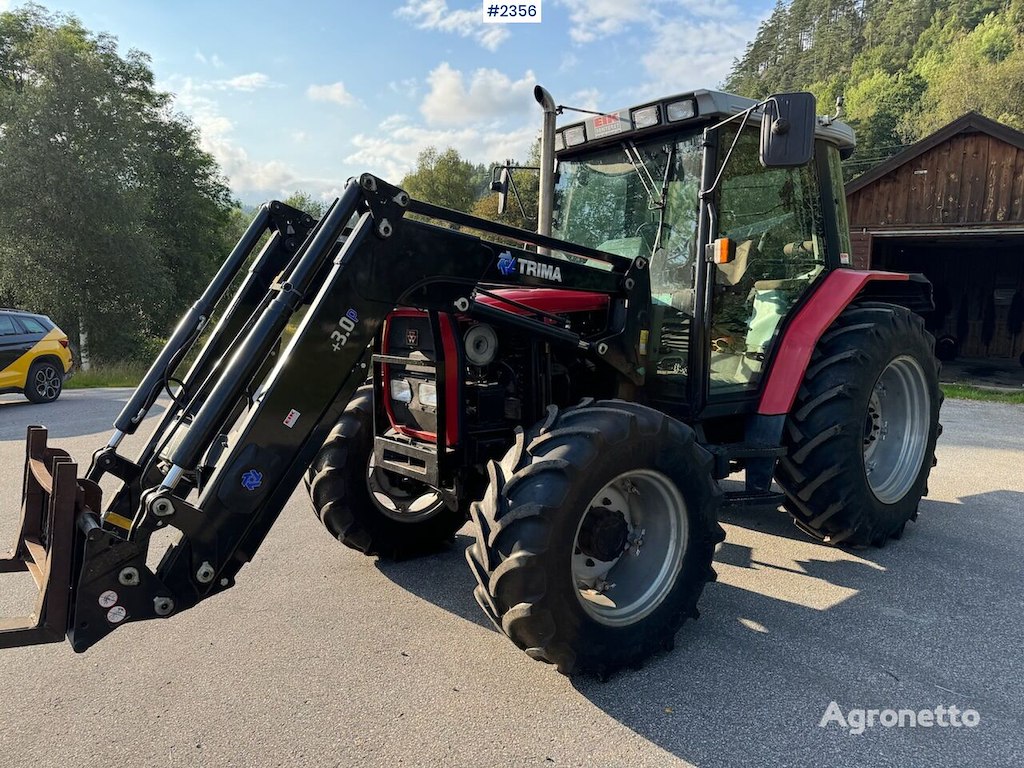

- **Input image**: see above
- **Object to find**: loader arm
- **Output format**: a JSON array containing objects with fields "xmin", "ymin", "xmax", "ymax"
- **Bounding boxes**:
[{"xmin": 1, "ymin": 174, "xmax": 648, "ymax": 652}]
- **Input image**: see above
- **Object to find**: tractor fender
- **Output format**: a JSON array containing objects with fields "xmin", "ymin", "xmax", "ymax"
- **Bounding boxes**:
[{"xmin": 758, "ymin": 269, "xmax": 928, "ymax": 416}]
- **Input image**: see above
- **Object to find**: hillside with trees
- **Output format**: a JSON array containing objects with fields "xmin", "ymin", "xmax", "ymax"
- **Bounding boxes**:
[{"xmin": 726, "ymin": 0, "xmax": 1024, "ymax": 176}]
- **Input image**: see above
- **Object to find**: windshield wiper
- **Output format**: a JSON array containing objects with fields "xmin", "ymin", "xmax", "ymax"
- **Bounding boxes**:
[
  {"xmin": 652, "ymin": 142, "xmax": 677, "ymax": 253},
  {"xmin": 622, "ymin": 140, "xmax": 663, "ymax": 211},
  {"xmin": 622, "ymin": 141, "xmax": 678, "ymax": 253}
]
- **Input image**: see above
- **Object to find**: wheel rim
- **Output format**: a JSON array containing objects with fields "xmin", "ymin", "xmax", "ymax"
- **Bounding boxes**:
[
  {"xmin": 34, "ymin": 366, "xmax": 60, "ymax": 400},
  {"xmin": 862, "ymin": 355, "xmax": 931, "ymax": 504},
  {"xmin": 366, "ymin": 452, "xmax": 444, "ymax": 522},
  {"xmin": 572, "ymin": 469, "xmax": 688, "ymax": 627}
]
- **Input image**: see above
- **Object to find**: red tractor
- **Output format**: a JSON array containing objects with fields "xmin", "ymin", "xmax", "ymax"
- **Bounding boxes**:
[{"xmin": 1, "ymin": 89, "xmax": 941, "ymax": 678}]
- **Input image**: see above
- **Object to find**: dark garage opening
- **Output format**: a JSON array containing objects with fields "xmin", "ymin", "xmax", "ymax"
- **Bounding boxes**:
[{"xmin": 872, "ymin": 233, "xmax": 1024, "ymax": 367}]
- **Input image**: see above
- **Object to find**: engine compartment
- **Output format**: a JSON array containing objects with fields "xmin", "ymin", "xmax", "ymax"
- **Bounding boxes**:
[{"xmin": 378, "ymin": 289, "xmax": 616, "ymax": 480}]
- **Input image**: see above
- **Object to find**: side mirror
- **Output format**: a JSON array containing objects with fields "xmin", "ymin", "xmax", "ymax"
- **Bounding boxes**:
[
  {"xmin": 760, "ymin": 92, "xmax": 816, "ymax": 168},
  {"xmin": 491, "ymin": 167, "xmax": 511, "ymax": 215}
]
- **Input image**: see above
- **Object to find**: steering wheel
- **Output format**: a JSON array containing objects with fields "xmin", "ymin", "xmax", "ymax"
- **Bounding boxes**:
[{"xmin": 635, "ymin": 221, "xmax": 671, "ymax": 254}]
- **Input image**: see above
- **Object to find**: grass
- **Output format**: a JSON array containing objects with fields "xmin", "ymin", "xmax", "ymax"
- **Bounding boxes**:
[
  {"xmin": 940, "ymin": 383, "xmax": 1024, "ymax": 405},
  {"xmin": 66, "ymin": 361, "xmax": 150, "ymax": 389},
  {"xmin": 66, "ymin": 360, "xmax": 1024, "ymax": 406}
]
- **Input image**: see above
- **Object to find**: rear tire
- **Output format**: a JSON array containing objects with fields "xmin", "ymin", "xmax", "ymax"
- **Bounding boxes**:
[
  {"xmin": 776, "ymin": 303, "xmax": 942, "ymax": 547},
  {"xmin": 306, "ymin": 386, "xmax": 470, "ymax": 558},
  {"xmin": 24, "ymin": 360, "xmax": 63, "ymax": 403},
  {"xmin": 466, "ymin": 400, "xmax": 724, "ymax": 677}
]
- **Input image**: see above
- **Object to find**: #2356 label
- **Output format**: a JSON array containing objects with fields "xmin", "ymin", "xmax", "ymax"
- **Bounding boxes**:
[{"xmin": 482, "ymin": 2, "xmax": 542, "ymax": 23}]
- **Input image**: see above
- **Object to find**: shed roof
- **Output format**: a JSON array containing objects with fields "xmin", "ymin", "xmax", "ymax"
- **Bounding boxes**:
[{"xmin": 845, "ymin": 112, "xmax": 1024, "ymax": 196}]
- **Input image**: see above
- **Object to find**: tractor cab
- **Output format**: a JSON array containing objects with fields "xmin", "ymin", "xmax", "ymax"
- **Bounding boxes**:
[{"xmin": 549, "ymin": 90, "xmax": 856, "ymax": 412}]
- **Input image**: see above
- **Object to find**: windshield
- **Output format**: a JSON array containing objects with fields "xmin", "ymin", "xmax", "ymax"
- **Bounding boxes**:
[{"xmin": 552, "ymin": 133, "xmax": 703, "ymax": 275}]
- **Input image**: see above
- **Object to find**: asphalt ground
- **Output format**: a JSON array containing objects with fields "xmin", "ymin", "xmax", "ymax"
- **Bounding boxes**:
[{"xmin": 0, "ymin": 389, "xmax": 1021, "ymax": 768}]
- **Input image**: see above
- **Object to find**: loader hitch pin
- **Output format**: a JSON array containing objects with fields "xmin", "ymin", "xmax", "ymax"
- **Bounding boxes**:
[
  {"xmin": 153, "ymin": 597, "xmax": 175, "ymax": 617},
  {"xmin": 151, "ymin": 497, "xmax": 175, "ymax": 517},
  {"xmin": 196, "ymin": 562, "xmax": 215, "ymax": 584}
]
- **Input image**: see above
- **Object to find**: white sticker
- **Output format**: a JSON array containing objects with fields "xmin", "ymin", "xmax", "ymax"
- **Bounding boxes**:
[
  {"xmin": 283, "ymin": 409, "xmax": 301, "ymax": 428},
  {"xmin": 106, "ymin": 605, "xmax": 127, "ymax": 624},
  {"xmin": 98, "ymin": 590, "xmax": 118, "ymax": 608}
]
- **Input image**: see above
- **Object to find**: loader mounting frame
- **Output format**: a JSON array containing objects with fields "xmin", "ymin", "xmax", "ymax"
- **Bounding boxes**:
[{"xmin": 0, "ymin": 173, "xmax": 644, "ymax": 651}]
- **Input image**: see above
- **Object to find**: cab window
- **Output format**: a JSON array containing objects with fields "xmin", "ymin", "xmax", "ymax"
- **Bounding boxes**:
[
  {"xmin": 710, "ymin": 128, "xmax": 827, "ymax": 394},
  {"xmin": 553, "ymin": 135, "xmax": 703, "ymax": 394}
]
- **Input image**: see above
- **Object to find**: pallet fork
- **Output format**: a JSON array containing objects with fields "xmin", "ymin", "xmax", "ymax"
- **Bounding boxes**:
[{"xmin": 0, "ymin": 427, "xmax": 91, "ymax": 647}]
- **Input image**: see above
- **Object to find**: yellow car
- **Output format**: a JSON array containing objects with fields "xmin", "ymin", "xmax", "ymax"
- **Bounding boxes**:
[{"xmin": 0, "ymin": 309, "xmax": 73, "ymax": 403}]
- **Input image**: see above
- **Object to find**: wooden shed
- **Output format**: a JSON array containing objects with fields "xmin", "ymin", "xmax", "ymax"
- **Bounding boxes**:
[{"xmin": 846, "ymin": 112, "xmax": 1024, "ymax": 363}]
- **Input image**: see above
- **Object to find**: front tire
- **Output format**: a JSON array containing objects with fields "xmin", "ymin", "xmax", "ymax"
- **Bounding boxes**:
[
  {"xmin": 24, "ymin": 360, "xmax": 63, "ymax": 403},
  {"xmin": 306, "ymin": 386, "xmax": 470, "ymax": 558},
  {"xmin": 776, "ymin": 303, "xmax": 942, "ymax": 547},
  {"xmin": 466, "ymin": 400, "xmax": 724, "ymax": 677}
]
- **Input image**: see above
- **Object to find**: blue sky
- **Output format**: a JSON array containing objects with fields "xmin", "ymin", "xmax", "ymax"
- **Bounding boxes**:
[{"xmin": 7, "ymin": 0, "xmax": 774, "ymax": 203}]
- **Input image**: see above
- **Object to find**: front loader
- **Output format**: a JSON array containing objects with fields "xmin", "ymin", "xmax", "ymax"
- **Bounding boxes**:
[{"xmin": 0, "ymin": 89, "xmax": 941, "ymax": 676}]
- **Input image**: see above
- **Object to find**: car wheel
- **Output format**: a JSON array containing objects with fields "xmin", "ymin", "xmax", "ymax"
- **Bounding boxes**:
[{"xmin": 25, "ymin": 360, "xmax": 63, "ymax": 403}]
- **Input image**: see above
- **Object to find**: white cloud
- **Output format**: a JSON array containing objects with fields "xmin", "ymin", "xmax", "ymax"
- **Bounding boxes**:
[
  {"xmin": 565, "ymin": 87, "xmax": 602, "ymax": 111},
  {"xmin": 555, "ymin": 0, "xmax": 655, "ymax": 43},
  {"xmin": 306, "ymin": 82, "xmax": 356, "ymax": 106},
  {"xmin": 389, "ymin": 78, "xmax": 420, "ymax": 99},
  {"xmin": 183, "ymin": 73, "xmax": 275, "ymax": 93},
  {"xmin": 553, "ymin": 0, "xmax": 759, "ymax": 93},
  {"xmin": 396, "ymin": 0, "xmax": 510, "ymax": 51},
  {"xmin": 641, "ymin": 14, "xmax": 757, "ymax": 94},
  {"xmin": 421, "ymin": 63, "xmax": 536, "ymax": 126},
  {"xmin": 194, "ymin": 51, "xmax": 224, "ymax": 68},
  {"xmin": 379, "ymin": 114, "xmax": 411, "ymax": 132},
  {"xmin": 163, "ymin": 76, "xmax": 300, "ymax": 195},
  {"xmin": 346, "ymin": 115, "xmax": 538, "ymax": 181},
  {"xmin": 216, "ymin": 72, "xmax": 272, "ymax": 91}
]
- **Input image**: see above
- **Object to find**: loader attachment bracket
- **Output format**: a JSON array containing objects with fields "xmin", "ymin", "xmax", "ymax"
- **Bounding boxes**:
[
  {"xmin": 66, "ymin": 523, "xmax": 173, "ymax": 653},
  {"xmin": 0, "ymin": 426, "xmax": 175, "ymax": 652},
  {"xmin": 0, "ymin": 426, "xmax": 91, "ymax": 648}
]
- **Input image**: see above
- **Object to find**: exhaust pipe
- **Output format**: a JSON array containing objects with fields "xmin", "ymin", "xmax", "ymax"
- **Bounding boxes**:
[{"xmin": 534, "ymin": 85, "xmax": 556, "ymax": 255}]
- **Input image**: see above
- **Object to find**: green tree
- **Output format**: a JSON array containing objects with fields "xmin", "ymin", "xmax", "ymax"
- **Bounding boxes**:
[
  {"xmin": 471, "ymin": 139, "xmax": 542, "ymax": 232},
  {"xmin": 725, "ymin": 0, "xmax": 1024, "ymax": 178},
  {"xmin": 0, "ymin": 6, "xmax": 233, "ymax": 362},
  {"xmin": 145, "ymin": 115, "xmax": 236, "ymax": 327},
  {"xmin": 400, "ymin": 146, "xmax": 483, "ymax": 213},
  {"xmin": 281, "ymin": 190, "xmax": 326, "ymax": 219},
  {"xmin": 903, "ymin": 12, "xmax": 1024, "ymax": 138}
]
